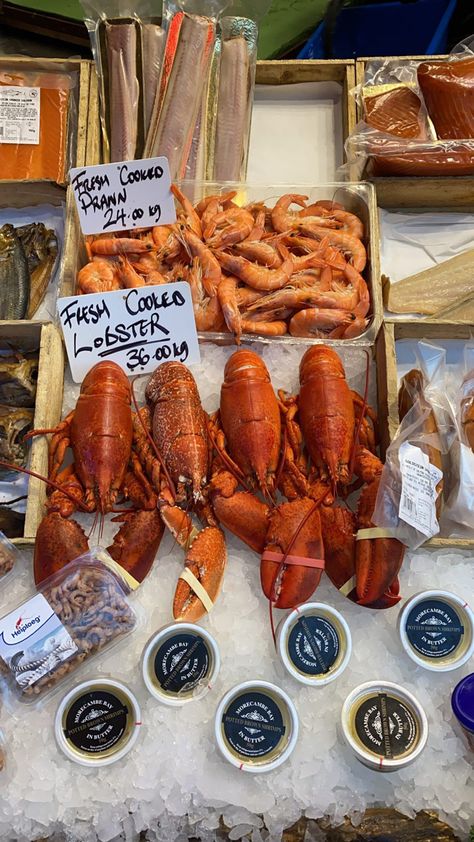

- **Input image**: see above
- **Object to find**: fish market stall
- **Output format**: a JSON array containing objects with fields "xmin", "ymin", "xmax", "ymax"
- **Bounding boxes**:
[{"xmin": 0, "ymin": 22, "xmax": 472, "ymax": 842}]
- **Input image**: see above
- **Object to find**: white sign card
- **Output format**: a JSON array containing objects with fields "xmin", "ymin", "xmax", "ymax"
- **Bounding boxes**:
[
  {"xmin": 58, "ymin": 283, "xmax": 200, "ymax": 383},
  {"xmin": 69, "ymin": 156, "xmax": 176, "ymax": 235}
]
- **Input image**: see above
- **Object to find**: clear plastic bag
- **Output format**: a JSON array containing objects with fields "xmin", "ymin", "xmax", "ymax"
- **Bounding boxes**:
[
  {"xmin": 343, "ymin": 52, "xmax": 474, "ymax": 178},
  {"xmin": 373, "ymin": 343, "xmax": 452, "ymax": 549},
  {"xmin": 0, "ymin": 548, "xmax": 137, "ymax": 706},
  {"xmin": 441, "ymin": 343, "xmax": 474, "ymax": 536},
  {"xmin": 0, "ymin": 65, "xmax": 78, "ymax": 183}
]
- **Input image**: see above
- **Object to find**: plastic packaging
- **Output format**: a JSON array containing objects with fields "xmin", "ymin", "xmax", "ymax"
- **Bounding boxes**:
[
  {"xmin": 55, "ymin": 678, "xmax": 141, "ymax": 766},
  {"xmin": 142, "ymin": 622, "xmax": 220, "ymax": 705},
  {"xmin": 0, "ymin": 531, "xmax": 24, "ymax": 583},
  {"xmin": 0, "ymin": 549, "xmax": 137, "ymax": 705},
  {"xmin": 374, "ymin": 342, "xmax": 452, "ymax": 549},
  {"xmin": 0, "ymin": 65, "xmax": 78, "ymax": 183},
  {"xmin": 215, "ymin": 680, "xmax": 299, "ymax": 773},
  {"xmin": 398, "ymin": 590, "xmax": 474, "ymax": 672},
  {"xmin": 275, "ymin": 602, "xmax": 351, "ymax": 686},
  {"xmin": 344, "ymin": 53, "xmax": 474, "ymax": 178},
  {"xmin": 341, "ymin": 681, "xmax": 428, "ymax": 772},
  {"xmin": 451, "ymin": 673, "xmax": 474, "ymax": 751}
]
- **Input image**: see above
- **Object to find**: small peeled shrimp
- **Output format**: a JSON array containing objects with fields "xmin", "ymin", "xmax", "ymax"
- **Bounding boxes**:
[
  {"xmin": 177, "ymin": 224, "xmax": 222, "ymax": 296},
  {"xmin": 171, "ymin": 183, "xmax": 202, "ymax": 238},
  {"xmin": 288, "ymin": 308, "xmax": 356, "ymax": 337},
  {"xmin": 76, "ymin": 259, "xmax": 121, "ymax": 294},
  {"xmin": 90, "ymin": 237, "xmax": 152, "ymax": 255},
  {"xmin": 217, "ymin": 275, "xmax": 242, "ymax": 342}
]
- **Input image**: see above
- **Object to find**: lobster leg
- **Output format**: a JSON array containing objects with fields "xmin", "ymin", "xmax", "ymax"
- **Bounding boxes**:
[
  {"xmin": 209, "ymin": 470, "xmax": 269, "ymax": 552},
  {"xmin": 45, "ymin": 412, "xmax": 74, "ymax": 483}
]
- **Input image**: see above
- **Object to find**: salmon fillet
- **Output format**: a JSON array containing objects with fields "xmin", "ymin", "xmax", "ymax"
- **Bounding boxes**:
[
  {"xmin": 0, "ymin": 74, "xmax": 70, "ymax": 182},
  {"xmin": 370, "ymin": 144, "xmax": 474, "ymax": 176},
  {"xmin": 365, "ymin": 86, "xmax": 427, "ymax": 139},
  {"xmin": 418, "ymin": 57, "xmax": 474, "ymax": 139}
]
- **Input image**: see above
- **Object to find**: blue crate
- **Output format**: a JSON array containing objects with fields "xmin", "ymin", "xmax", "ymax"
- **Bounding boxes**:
[{"xmin": 297, "ymin": 0, "xmax": 458, "ymax": 59}]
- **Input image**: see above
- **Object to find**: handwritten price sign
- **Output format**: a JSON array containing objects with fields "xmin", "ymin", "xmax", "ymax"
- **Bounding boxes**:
[
  {"xmin": 69, "ymin": 156, "xmax": 176, "ymax": 235},
  {"xmin": 58, "ymin": 283, "xmax": 200, "ymax": 383}
]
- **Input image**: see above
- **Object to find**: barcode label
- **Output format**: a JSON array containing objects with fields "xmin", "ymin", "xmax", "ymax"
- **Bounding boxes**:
[{"xmin": 399, "ymin": 443, "xmax": 442, "ymax": 538}]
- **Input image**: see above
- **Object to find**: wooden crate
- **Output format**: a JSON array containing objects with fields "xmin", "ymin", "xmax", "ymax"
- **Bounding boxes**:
[
  {"xmin": 59, "ymin": 178, "xmax": 382, "ymax": 345},
  {"xmin": 381, "ymin": 319, "xmax": 474, "ymax": 550},
  {"xmin": 255, "ymin": 60, "xmax": 357, "ymax": 153},
  {"xmin": 354, "ymin": 56, "xmax": 474, "ymax": 208},
  {"xmin": 0, "ymin": 321, "xmax": 65, "ymax": 546},
  {"xmin": 0, "ymin": 56, "xmax": 95, "ymax": 180}
]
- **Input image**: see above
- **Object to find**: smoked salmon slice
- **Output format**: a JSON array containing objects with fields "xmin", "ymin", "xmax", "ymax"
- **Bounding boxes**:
[
  {"xmin": 0, "ymin": 70, "xmax": 73, "ymax": 183},
  {"xmin": 364, "ymin": 86, "xmax": 427, "ymax": 139},
  {"xmin": 418, "ymin": 57, "xmax": 474, "ymax": 139}
]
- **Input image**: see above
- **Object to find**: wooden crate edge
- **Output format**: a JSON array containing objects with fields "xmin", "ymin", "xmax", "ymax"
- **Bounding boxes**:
[{"xmin": 24, "ymin": 322, "xmax": 65, "ymax": 539}]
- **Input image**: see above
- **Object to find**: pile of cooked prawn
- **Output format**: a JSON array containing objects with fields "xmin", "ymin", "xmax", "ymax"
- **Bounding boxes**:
[{"xmin": 77, "ymin": 185, "xmax": 370, "ymax": 341}]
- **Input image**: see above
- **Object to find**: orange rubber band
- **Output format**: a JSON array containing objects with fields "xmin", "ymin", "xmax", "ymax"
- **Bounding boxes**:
[{"xmin": 261, "ymin": 550, "xmax": 325, "ymax": 570}]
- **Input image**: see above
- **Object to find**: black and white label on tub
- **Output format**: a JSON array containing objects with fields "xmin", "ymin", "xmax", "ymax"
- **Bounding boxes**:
[
  {"xmin": 405, "ymin": 599, "xmax": 464, "ymax": 659},
  {"xmin": 354, "ymin": 693, "xmax": 418, "ymax": 759},
  {"xmin": 64, "ymin": 690, "xmax": 129, "ymax": 755},
  {"xmin": 58, "ymin": 283, "xmax": 200, "ymax": 382},
  {"xmin": 287, "ymin": 615, "xmax": 339, "ymax": 675},
  {"xmin": 222, "ymin": 691, "xmax": 286, "ymax": 759},
  {"xmin": 154, "ymin": 633, "xmax": 210, "ymax": 694}
]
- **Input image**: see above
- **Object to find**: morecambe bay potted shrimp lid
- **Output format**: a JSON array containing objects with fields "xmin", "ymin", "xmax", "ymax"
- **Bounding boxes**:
[
  {"xmin": 341, "ymin": 681, "xmax": 428, "ymax": 773},
  {"xmin": 398, "ymin": 590, "xmax": 474, "ymax": 672},
  {"xmin": 215, "ymin": 680, "xmax": 299, "ymax": 774},
  {"xmin": 141, "ymin": 622, "xmax": 220, "ymax": 706},
  {"xmin": 276, "ymin": 602, "xmax": 352, "ymax": 686},
  {"xmin": 54, "ymin": 678, "xmax": 141, "ymax": 767}
]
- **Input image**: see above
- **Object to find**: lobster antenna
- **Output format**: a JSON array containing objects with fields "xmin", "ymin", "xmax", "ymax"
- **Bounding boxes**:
[
  {"xmin": 130, "ymin": 376, "xmax": 177, "ymax": 502},
  {"xmin": 0, "ymin": 460, "xmax": 90, "ymax": 513},
  {"xmin": 349, "ymin": 348, "xmax": 370, "ymax": 479}
]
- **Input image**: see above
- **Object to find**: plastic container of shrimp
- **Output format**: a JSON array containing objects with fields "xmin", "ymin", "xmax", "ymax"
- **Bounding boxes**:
[
  {"xmin": 0, "ymin": 548, "xmax": 137, "ymax": 707},
  {"xmin": 60, "ymin": 180, "xmax": 381, "ymax": 346}
]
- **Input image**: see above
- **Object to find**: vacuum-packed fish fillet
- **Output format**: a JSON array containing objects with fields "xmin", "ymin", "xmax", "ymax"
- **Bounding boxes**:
[
  {"xmin": 370, "ymin": 144, "xmax": 474, "ymax": 176},
  {"xmin": 418, "ymin": 57, "xmax": 474, "ymax": 139},
  {"xmin": 384, "ymin": 249, "xmax": 474, "ymax": 315},
  {"xmin": 365, "ymin": 87, "xmax": 427, "ymax": 138}
]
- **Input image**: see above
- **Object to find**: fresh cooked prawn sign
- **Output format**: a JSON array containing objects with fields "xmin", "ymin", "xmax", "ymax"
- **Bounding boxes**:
[
  {"xmin": 69, "ymin": 156, "xmax": 176, "ymax": 235},
  {"xmin": 58, "ymin": 283, "xmax": 200, "ymax": 382}
]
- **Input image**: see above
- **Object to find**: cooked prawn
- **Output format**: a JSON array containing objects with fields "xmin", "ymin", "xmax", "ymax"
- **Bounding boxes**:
[
  {"xmin": 295, "ymin": 225, "xmax": 367, "ymax": 272},
  {"xmin": 240, "ymin": 319, "xmax": 288, "ymax": 336},
  {"xmin": 271, "ymin": 194, "xmax": 308, "ymax": 233},
  {"xmin": 77, "ymin": 259, "xmax": 121, "ymax": 294},
  {"xmin": 217, "ymin": 275, "xmax": 242, "ymax": 341},
  {"xmin": 117, "ymin": 257, "xmax": 147, "ymax": 288},
  {"xmin": 233, "ymin": 240, "xmax": 282, "ymax": 268},
  {"xmin": 90, "ymin": 237, "xmax": 152, "ymax": 255},
  {"xmin": 288, "ymin": 308, "xmax": 356, "ymax": 337},
  {"xmin": 171, "ymin": 183, "xmax": 202, "ymax": 238},
  {"xmin": 177, "ymin": 225, "xmax": 222, "ymax": 296},
  {"xmin": 205, "ymin": 207, "xmax": 255, "ymax": 247},
  {"xmin": 214, "ymin": 243, "xmax": 295, "ymax": 291}
]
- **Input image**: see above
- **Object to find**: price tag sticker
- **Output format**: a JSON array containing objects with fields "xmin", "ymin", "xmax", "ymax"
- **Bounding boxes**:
[
  {"xmin": 58, "ymin": 282, "xmax": 200, "ymax": 383},
  {"xmin": 398, "ymin": 442, "xmax": 442, "ymax": 538},
  {"xmin": 69, "ymin": 157, "xmax": 176, "ymax": 235}
]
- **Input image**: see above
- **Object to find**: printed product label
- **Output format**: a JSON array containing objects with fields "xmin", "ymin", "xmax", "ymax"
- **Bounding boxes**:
[
  {"xmin": 399, "ymin": 442, "xmax": 443, "ymax": 538},
  {"xmin": 0, "ymin": 593, "xmax": 77, "ymax": 689},
  {"xmin": 406, "ymin": 599, "xmax": 464, "ymax": 659},
  {"xmin": 287, "ymin": 615, "xmax": 340, "ymax": 676},
  {"xmin": 0, "ymin": 87, "xmax": 40, "ymax": 145},
  {"xmin": 354, "ymin": 693, "xmax": 418, "ymax": 759},
  {"xmin": 64, "ymin": 690, "xmax": 129, "ymax": 754},
  {"xmin": 222, "ymin": 691, "xmax": 286, "ymax": 759},
  {"xmin": 154, "ymin": 632, "xmax": 210, "ymax": 694}
]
